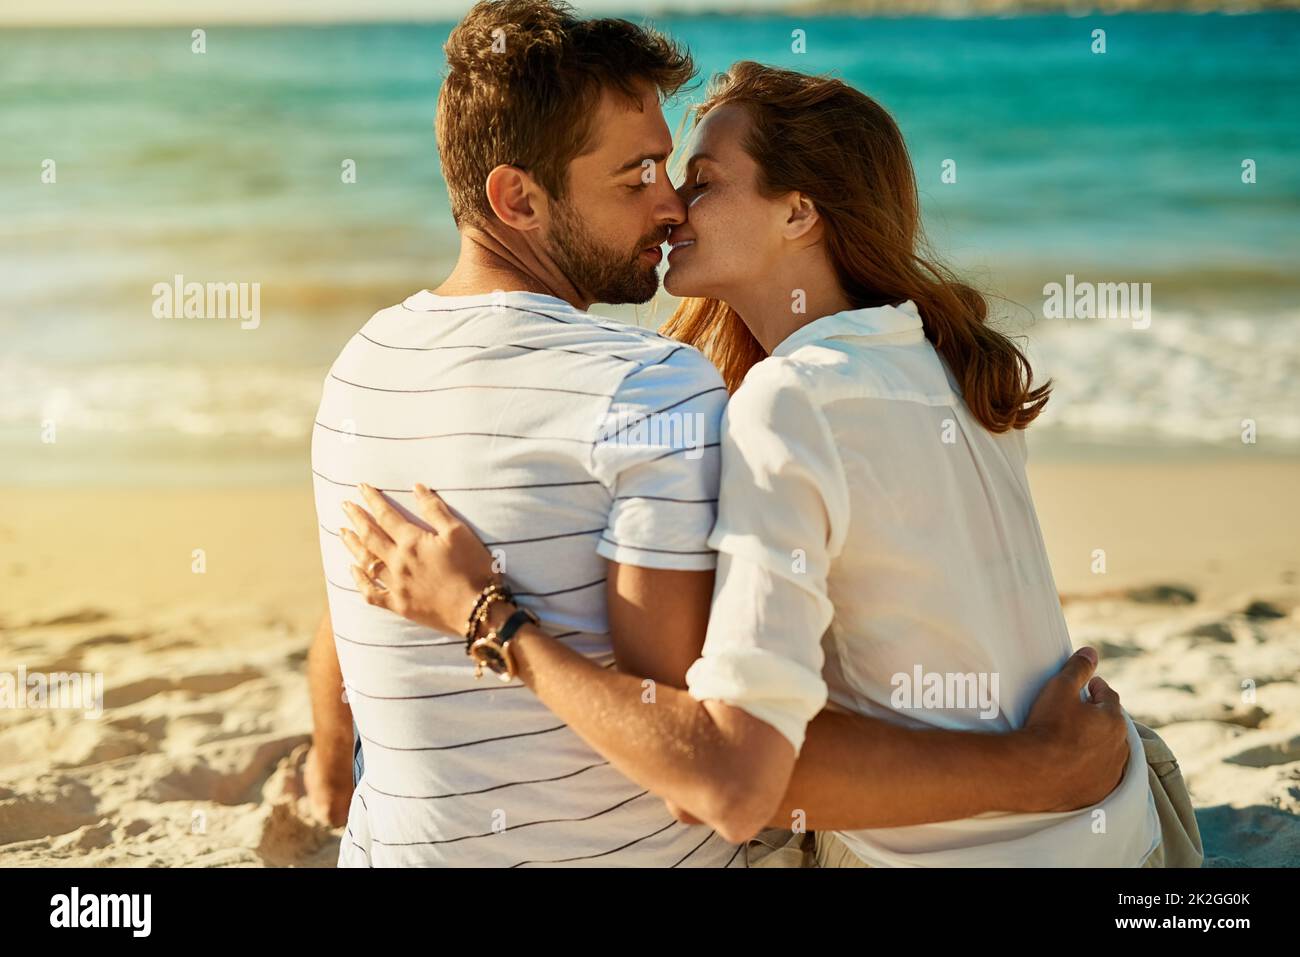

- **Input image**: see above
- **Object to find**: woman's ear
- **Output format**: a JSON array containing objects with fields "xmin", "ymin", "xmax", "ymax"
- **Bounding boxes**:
[
  {"xmin": 484, "ymin": 165, "xmax": 543, "ymax": 230},
  {"xmin": 782, "ymin": 192, "xmax": 821, "ymax": 242}
]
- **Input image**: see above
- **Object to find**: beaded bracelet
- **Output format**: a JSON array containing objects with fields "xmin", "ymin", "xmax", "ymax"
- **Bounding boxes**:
[
  {"xmin": 465, "ymin": 581, "xmax": 514, "ymax": 646},
  {"xmin": 465, "ymin": 582, "xmax": 508, "ymax": 638}
]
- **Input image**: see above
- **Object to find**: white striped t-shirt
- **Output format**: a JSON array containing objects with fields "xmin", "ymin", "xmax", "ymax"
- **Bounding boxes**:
[{"xmin": 312, "ymin": 289, "xmax": 740, "ymax": 867}]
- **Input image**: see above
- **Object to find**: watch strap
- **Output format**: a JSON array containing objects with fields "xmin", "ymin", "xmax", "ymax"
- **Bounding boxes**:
[{"xmin": 494, "ymin": 606, "xmax": 539, "ymax": 648}]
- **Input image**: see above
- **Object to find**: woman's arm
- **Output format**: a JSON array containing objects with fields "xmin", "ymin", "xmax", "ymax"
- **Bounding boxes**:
[
  {"xmin": 340, "ymin": 484, "xmax": 1130, "ymax": 841},
  {"xmin": 477, "ymin": 597, "xmax": 797, "ymax": 844},
  {"xmin": 772, "ymin": 647, "xmax": 1126, "ymax": 830},
  {"xmin": 471, "ymin": 600, "xmax": 1125, "ymax": 837}
]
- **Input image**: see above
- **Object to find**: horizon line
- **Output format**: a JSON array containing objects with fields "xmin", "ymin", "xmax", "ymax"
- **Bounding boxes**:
[{"xmin": 1, "ymin": 5, "xmax": 1291, "ymax": 29}]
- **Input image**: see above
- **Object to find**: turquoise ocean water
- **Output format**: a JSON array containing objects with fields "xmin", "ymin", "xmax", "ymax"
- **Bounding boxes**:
[{"xmin": 1, "ymin": 13, "xmax": 1297, "ymax": 482}]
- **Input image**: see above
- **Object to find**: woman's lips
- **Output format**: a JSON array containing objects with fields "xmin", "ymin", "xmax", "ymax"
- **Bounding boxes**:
[{"xmin": 667, "ymin": 239, "xmax": 695, "ymax": 260}]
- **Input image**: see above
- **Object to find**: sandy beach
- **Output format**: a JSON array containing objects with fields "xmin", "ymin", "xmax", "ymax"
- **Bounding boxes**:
[{"xmin": 1, "ymin": 460, "xmax": 1297, "ymax": 866}]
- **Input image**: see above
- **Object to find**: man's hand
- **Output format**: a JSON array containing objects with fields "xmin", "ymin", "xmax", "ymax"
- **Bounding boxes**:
[
  {"xmin": 304, "ymin": 743, "xmax": 353, "ymax": 827},
  {"xmin": 1019, "ymin": 646, "xmax": 1131, "ymax": 813}
]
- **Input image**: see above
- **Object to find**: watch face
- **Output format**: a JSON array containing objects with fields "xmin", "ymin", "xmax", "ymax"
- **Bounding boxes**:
[{"xmin": 469, "ymin": 636, "xmax": 508, "ymax": 676}]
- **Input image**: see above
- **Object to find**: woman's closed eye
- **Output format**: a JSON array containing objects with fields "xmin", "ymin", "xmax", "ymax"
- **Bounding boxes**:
[{"xmin": 679, "ymin": 178, "xmax": 709, "ymax": 204}]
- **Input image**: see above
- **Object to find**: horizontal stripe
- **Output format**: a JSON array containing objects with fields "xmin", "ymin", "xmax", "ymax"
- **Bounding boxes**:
[
  {"xmin": 325, "ymin": 575, "xmax": 360, "ymax": 594},
  {"xmin": 612, "ymin": 494, "xmax": 717, "ymax": 504},
  {"xmin": 642, "ymin": 344, "xmax": 686, "ymax": 369},
  {"xmin": 339, "ymin": 640, "xmax": 608, "ymax": 700},
  {"xmin": 343, "ymin": 681, "xmax": 523, "ymax": 702},
  {"xmin": 671, "ymin": 828, "xmax": 718, "ymax": 867},
  {"xmin": 358, "ymin": 722, "xmax": 568, "ymax": 752},
  {"xmin": 644, "ymin": 442, "xmax": 721, "ymax": 464},
  {"xmin": 315, "ymin": 420, "xmax": 592, "ymax": 445},
  {"xmin": 512, "ymin": 817, "xmax": 681, "ymax": 868},
  {"xmin": 313, "ymin": 467, "xmax": 601, "ymax": 493},
  {"xmin": 364, "ymin": 760, "xmax": 610, "ymax": 801},
  {"xmin": 329, "ymin": 372, "xmax": 613, "ymax": 398},
  {"xmin": 327, "ymin": 571, "xmax": 604, "ymax": 600},
  {"xmin": 360, "ymin": 328, "xmax": 639, "ymax": 364},
  {"xmin": 486, "ymin": 527, "xmax": 604, "ymax": 547},
  {"xmin": 369, "ymin": 789, "xmax": 651, "ymax": 848},
  {"xmin": 346, "ymin": 828, "xmax": 369, "ymax": 859},
  {"xmin": 321, "ymin": 523, "xmax": 607, "ymax": 576},
  {"xmin": 599, "ymin": 536, "xmax": 715, "ymax": 556},
  {"xmin": 396, "ymin": 300, "xmax": 663, "ymax": 347},
  {"xmin": 324, "ymin": 520, "xmax": 604, "ymax": 549},
  {"xmin": 334, "ymin": 630, "xmax": 461, "ymax": 649},
  {"xmin": 513, "ymin": 577, "xmax": 605, "ymax": 599},
  {"xmin": 600, "ymin": 386, "xmax": 729, "ymax": 443}
]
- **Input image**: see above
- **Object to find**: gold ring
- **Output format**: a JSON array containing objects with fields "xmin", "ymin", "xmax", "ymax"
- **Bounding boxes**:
[{"xmin": 365, "ymin": 557, "xmax": 384, "ymax": 579}]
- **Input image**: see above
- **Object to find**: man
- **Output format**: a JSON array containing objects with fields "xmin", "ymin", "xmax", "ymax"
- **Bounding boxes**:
[{"xmin": 305, "ymin": 0, "xmax": 1130, "ymax": 866}]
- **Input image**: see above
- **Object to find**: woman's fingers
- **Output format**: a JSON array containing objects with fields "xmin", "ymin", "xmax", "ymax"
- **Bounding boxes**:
[
  {"xmin": 341, "ymin": 500, "xmax": 395, "ymax": 560},
  {"xmin": 341, "ymin": 527, "xmax": 390, "ymax": 583},
  {"xmin": 350, "ymin": 563, "xmax": 393, "ymax": 610},
  {"xmin": 413, "ymin": 483, "xmax": 454, "ymax": 531},
  {"xmin": 358, "ymin": 483, "xmax": 413, "ymax": 540},
  {"xmin": 339, "ymin": 526, "xmax": 371, "ymax": 563}
]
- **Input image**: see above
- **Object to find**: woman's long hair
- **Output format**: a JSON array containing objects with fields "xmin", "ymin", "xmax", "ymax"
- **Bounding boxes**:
[{"xmin": 661, "ymin": 62, "xmax": 1049, "ymax": 432}]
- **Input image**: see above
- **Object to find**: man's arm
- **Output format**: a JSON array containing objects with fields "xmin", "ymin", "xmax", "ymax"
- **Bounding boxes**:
[
  {"xmin": 304, "ymin": 609, "xmax": 353, "ymax": 827},
  {"xmin": 605, "ymin": 561, "xmax": 713, "ymax": 686}
]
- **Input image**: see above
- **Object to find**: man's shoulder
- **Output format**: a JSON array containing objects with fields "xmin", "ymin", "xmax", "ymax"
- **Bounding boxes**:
[
  {"xmin": 323, "ymin": 292, "xmax": 727, "ymax": 407},
  {"xmin": 590, "ymin": 337, "xmax": 728, "ymax": 485},
  {"xmin": 571, "ymin": 311, "xmax": 715, "ymax": 369},
  {"xmin": 327, "ymin": 298, "xmax": 416, "ymax": 359},
  {"xmin": 609, "ymin": 338, "xmax": 727, "ymax": 416}
]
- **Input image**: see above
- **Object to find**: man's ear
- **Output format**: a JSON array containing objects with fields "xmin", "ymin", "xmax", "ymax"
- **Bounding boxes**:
[
  {"xmin": 484, "ymin": 165, "xmax": 545, "ymax": 230},
  {"xmin": 782, "ymin": 192, "xmax": 821, "ymax": 242}
]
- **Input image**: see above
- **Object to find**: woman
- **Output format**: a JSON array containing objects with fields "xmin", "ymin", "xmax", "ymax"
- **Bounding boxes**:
[{"xmin": 342, "ymin": 63, "xmax": 1196, "ymax": 866}]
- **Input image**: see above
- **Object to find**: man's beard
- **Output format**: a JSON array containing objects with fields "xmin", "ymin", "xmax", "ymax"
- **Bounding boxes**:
[{"xmin": 549, "ymin": 201, "xmax": 662, "ymax": 306}]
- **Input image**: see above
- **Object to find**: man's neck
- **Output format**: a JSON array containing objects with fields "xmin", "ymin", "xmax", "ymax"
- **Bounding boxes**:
[{"xmin": 432, "ymin": 225, "xmax": 593, "ymax": 311}]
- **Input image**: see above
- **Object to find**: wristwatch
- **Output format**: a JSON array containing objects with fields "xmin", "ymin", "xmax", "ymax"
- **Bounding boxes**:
[{"xmin": 469, "ymin": 606, "xmax": 539, "ymax": 681}]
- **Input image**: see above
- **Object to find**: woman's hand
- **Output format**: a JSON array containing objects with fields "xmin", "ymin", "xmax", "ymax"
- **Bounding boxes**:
[
  {"xmin": 664, "ymin": 798, "xmax": 705, "ymax": 825},
  {"xmin": 340, "ymin": 483, "xmax": 501, "ymax": 634}
]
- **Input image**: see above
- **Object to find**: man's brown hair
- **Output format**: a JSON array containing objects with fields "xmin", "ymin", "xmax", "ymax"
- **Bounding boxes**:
[{"xmin": 436, "ymin": 0, "xmax": 694, "ymax": 228}]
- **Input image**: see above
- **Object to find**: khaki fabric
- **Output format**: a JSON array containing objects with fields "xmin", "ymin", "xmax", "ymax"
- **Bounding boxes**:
[
  {"xmin": 813, "ymin": 829, "xmax": 872, "ymax": 867},
  {"xmin": 745, "ymin": 827, "xmax": 817, "ymax": 868},
  {"xmin": 1133, "ymin": 719, "xmax": 1204, "ymax": 868},
  {"xmin": 746, "ymin": 719, "xmax": 1203, "ymax": 868},
  {"xmin": 744, "ymin": 828, "xmax": 869, "ymax": 867}
]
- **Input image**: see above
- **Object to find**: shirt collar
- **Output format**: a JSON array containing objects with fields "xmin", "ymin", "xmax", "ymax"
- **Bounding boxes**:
[{"xmin": 770, "ymin": 300, "xmax": 923, "ymax": 358}]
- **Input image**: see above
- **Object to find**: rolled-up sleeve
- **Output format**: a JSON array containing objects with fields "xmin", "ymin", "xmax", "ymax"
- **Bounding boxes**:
[{"xmin": 685, "ymin": 361, "xmax": 849, "ymax": 755}]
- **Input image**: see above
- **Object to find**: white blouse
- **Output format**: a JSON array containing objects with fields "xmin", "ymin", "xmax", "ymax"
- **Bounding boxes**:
[{"xmin": 684, "ymin": 301, "xmax": 1160, "ymax": 867}]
